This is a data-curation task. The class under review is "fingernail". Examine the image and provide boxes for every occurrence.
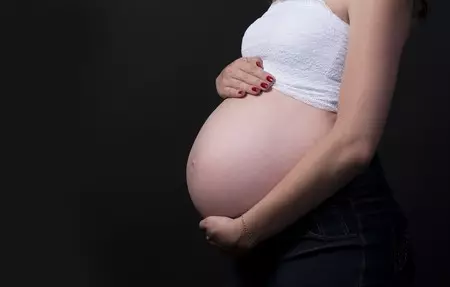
[252,87,260,92]
[261,83,268,89]
[256,61,262,68]
[267,76,274,83]
[238,90,244,95]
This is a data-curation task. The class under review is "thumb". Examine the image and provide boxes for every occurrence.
[199,217,209,230]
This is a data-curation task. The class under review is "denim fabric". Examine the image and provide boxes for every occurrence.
[225,153,415,287]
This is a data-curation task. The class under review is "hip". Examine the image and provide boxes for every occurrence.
[225,154,414,286]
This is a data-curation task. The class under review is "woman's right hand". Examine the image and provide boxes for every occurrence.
[215,57,276,99]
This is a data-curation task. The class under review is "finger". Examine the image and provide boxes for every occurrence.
[199,218,208,230]
[229,70,266,95]
[235,68,275,94]
[222,86,246,98]
[208,240,222,248]
[241,64,275,87]
[236,57,275,89]
[207,237,231,251]
[242,56,264,69]
[240,57,272,79]
[227,72,259,89]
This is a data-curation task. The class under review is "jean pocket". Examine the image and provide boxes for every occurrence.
[300,202,358,241]
[277,203,360,262]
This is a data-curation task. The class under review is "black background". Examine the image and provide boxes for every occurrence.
[11,0,449,286]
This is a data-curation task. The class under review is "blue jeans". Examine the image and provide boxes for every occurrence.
[225,154,415,287]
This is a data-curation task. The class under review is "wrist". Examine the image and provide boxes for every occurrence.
[238,214,259,248]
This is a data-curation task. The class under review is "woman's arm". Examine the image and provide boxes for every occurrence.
[240,0,413,246]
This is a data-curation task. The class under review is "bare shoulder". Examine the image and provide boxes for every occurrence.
[321,0,351,25]
[347,0,412,38]
[347,0,413,17]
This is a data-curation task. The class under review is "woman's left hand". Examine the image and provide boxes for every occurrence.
[199,216,252,252]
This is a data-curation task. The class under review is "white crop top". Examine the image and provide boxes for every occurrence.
[241,0,349,112]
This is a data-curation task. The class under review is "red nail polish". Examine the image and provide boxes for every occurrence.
[267,76,274,83]
[238,90,244,95]
[252,87,259,92]
[261,83,268,89]
[256,61,262,68]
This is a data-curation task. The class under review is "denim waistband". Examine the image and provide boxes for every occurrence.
[331,153,393,202]
[270,152,409,245]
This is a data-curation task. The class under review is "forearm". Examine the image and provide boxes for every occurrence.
[241,130,372,245]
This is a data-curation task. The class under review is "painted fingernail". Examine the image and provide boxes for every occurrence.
[238,90,244,95]
[256,61,262,68]
[267,76,274,83]
[252,87,260,92]
[261,83,268,89]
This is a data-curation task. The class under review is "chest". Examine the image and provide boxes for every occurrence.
[241,1,349,80]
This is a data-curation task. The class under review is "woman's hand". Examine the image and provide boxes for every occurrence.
[199,215,254,255]
[215,57,276,99]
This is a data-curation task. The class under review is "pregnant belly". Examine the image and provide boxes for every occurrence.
[186,89,337,218]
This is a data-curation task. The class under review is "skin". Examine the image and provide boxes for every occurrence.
[215,56,276,99]
[199,0,413,252]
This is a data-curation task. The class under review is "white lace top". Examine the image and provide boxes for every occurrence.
[241,0,349,112]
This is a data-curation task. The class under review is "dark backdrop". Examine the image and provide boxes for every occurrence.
[14,0,449,286]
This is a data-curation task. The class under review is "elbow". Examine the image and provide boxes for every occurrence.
[343,140,376,172]
[328,120,381,172]
[333,133,377,172]
[349,142,375,168]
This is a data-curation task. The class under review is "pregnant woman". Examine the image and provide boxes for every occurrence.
[187,0,427,286]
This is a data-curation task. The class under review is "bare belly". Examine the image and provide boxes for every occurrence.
[186,88,337,218]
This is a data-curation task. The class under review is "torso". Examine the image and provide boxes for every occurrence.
[186,89,337,218]
[186,0,350,218]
